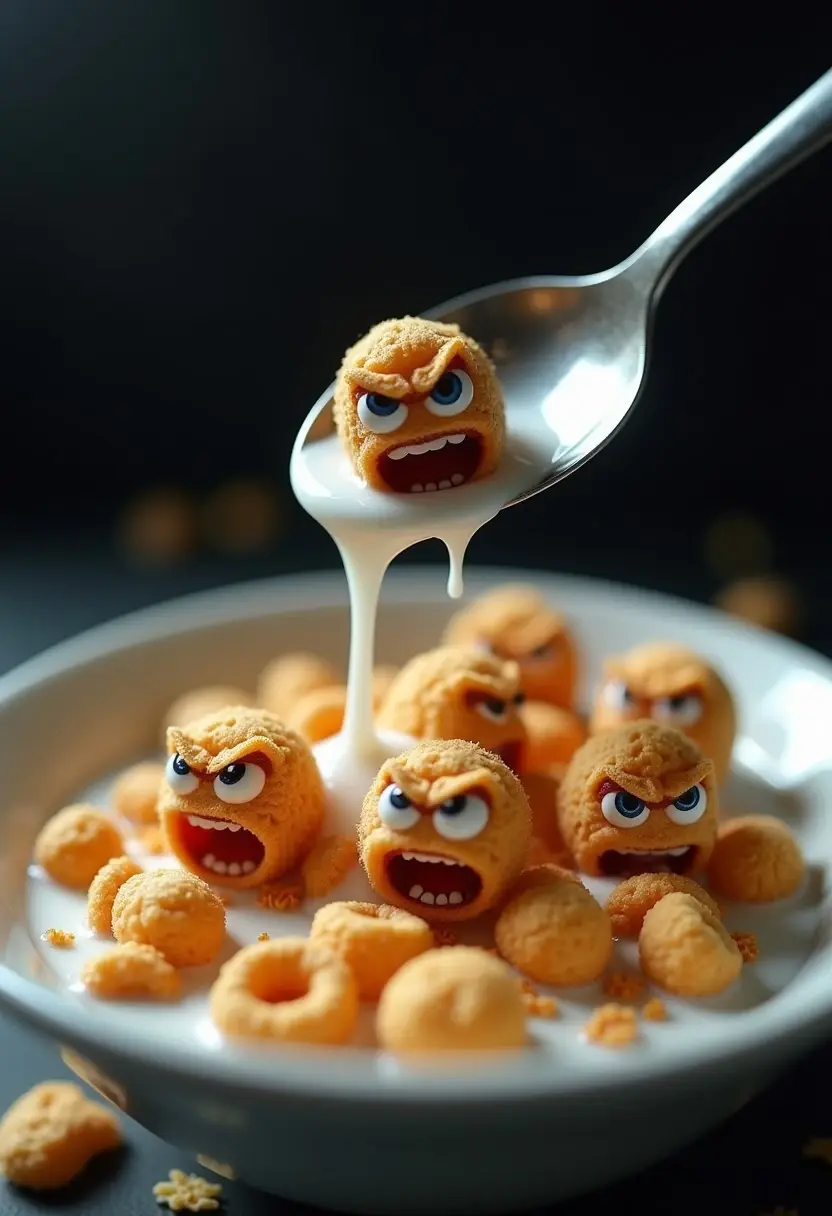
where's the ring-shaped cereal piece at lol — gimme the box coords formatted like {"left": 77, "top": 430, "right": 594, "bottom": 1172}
{"left": 209, "top": 937, "right": 358, "bottom": 1044}
{"left": 310, "top": 901, "right": 433, "bottom": 1000}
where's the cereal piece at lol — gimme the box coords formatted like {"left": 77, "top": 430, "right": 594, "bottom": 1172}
{"left": 433, "top": 928, "right": 458, "bottom": 948}
{"left": 584, "top": 1004, "right": 638, "bottom": 1048}
{"left": 642, "top": 997, "right": 668, "bottom": 1021}
{"left": 196, "top": 1154, "right": 237, "bottom": 1180}
{"left": 162, "top": 686, "right": 253, "bottom": 735}
{"left": 496, "top": 877, "right": 612, "bottom": 985}
{"left": 520, "top": 700, "right": 587, "bottom": 771}
{"left": 111, "top": 761, "right": 164, "bottom": 825}
{"left": 310, "top": 901, "right": 433, "bottom": 1000}
{"left": 509, "top": 863, "right": 584, "bottom": 900}
{"left": 731, "top": 931, "right": 759, "bottom": 963}
{"left": 87, "top": 855, "right": 143, "bottom": 936}
{"left": 522, "top": 992, "right": 559, "bottom": 1018}
{"left": 589, "top": 641, "right": 736, "bottom": 784}
{"left": 118, "top": 487, "right": 196, "bottom": 566}
{"left": 257, "top": 652, "right": 339, "bottom": 721}
{"left": 443, "top": 584, "right": 578, "bottom": 709}
{"left": 139, "top": 824, "right": 166, "bottom": 854}
{"left": 360, "top": 739, "right": 531, "bottom": 921}
{"left": 376, "top": 947, "right": 526, "bottom": 1052}
{"left": 521, "top": 771, "right": 571, "bottom": 862}
{"left": 201, "top": 476, "right": 280, "bottom": 554}
{"left": 334, "top": 316, "right": 505, "bottom": 494}
{"left": 605, "top": 873, "right": 721, "bottom": 938}
{"left": 82, "top": 942, "right": 181, "bottom": 1001}
{"left": 112, "top": 870, "right": 225, "bottom": 966}
{"left": 707, "top": 816, "right": 805, "bottom": 903}
{"left": 557, "top": 720, "right": 717, "bottom": 878}
{"left": 42, "top": 929, "right": 75, "bottom": 949}
{"left": 210, "top": 937, "right": 358, "bottom": 1044}
{"left": 639, "top": 892, "right": 743, "bottom": 997}
{"left": 153, "top": 1167, "right": 222, "bottom": 1212}
{"left": 288, "top": 684, "right": 348, "bottom": 744}
{"left": 34, "top": 805, "right": 124, "bottom": 891}
{"left": 602, "top": 971, "right": 644, "bottom": 1001}
{"left": 715, "top": 575, "right": 800, "bottom": 636}
{"left": 257, "top": 881, "right": 302, "bottom": 912}
{"left": 301, "top": 834, "right": 357, "bottom": 898}
{"left": 160, "top": 707, "right": 325, "bottom": 889}
{"left": 0, "top": 1081, "right": 121, "bottom": 1190}
{"left": 376, "top": 648, "right": 527, "bottom": 773}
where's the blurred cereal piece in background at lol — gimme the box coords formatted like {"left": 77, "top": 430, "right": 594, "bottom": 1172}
{"left": 202, "top": 477, "right": 281, "bottom": 554}
{"left": 714, "top": 576, "right": 800, "bottom": 637}
{"left": 704, "top": 511, "right": 773, "bottom": 580}
{"left": 162, "top": 685, "right": 254, "bottom": 736}
{"left": 117, "top": 487, "right": 197, "bottom": 566}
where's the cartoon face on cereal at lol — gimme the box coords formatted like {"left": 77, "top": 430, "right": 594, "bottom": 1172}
{"left": 333, "top": 316, "right": 505, "bottom": 494}
{"left": 443, "top": 584, "right": 578, "bottom": 708}
{"left": 589, "top": 641, "right": 736, "bottom": 782}
{"left": 359, "top": 739, "right": 531, "bottom": 922}
{"left": 375, "top": 647, "right": 527, "bottom": 772}
{"left": 159, "top": 707, "right": 325, "bottom": 889}
{"left": 557, "top": 720, "right": 717, "bottom": 878}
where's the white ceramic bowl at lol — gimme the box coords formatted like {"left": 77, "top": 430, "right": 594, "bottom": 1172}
{"left": 1, "top": 568, "right": 831, "bottom": 1215}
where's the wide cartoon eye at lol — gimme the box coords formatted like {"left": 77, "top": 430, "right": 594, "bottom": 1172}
{"left": 213, "top": 762, "right": 267, "bottom": 805}
{"left": 474, "top": 697, "right": 509, "bottom": 723}
{"left": 432, "top": 793, "right": 490, "bottom": 840}
{"left": 425, "top": 369, "right": 474, "bottom": 416}
{"left": 165, "top": 753, "right": 199, "bottom": 795}
{"left": 652, "top": 692, "right": 704, "bottom": 727}
{"left": 665, "top": 783, "right": 708, "bottom": 825}
{"left": 600, "top": 788, "right": 650, "bottom": 828}
{"left": 357, "top": 392, "right": 409, "bottom": 434}
{"left": 378, "top": 784, "right": 420, "bottom": 830}
{"left": 602, "top": 680, "right": 636, "bottom": 712}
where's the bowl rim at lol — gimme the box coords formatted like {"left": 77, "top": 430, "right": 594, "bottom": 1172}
{"left": 2, "top": 566, "right": 831, "bottom": 1106}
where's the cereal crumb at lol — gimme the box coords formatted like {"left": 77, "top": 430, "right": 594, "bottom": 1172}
{"left": 584, "top": 1004, "right": 638, "bottom": 1048}
{"left": 153, "top": 1168, "right": 222, "bottom": 1211}
{"left": 257, "top": 882, "right": 302, "bottom": 912}
{"left": 43, "top": 928, "right": 75, "bottom": 949}
{"left": 432, "top": 928, "right": 457, "bottom": 948}
{"left": 602, "top": 971, "right": 644, "bottom": 1001}
{"left": 257, "top": 932, "right": 270, "bottom": 942}
{"left": 196, "top": 1154, "right": 237, "bottom": 1180}
{"left": 731, "top": 931, "right": 759, "bottom": 963}
{"left": 803, "top": 1137, "right": 832, "bottom": 1165}
{"left": 0, "top": 1081, "right": 121, "bottom": 1189}
{"left": 139, "top": 825, "right": 166, "bottom": 855}
{"left": 642, "top": 997, "right": 668, "bottom": 1022}
{"left": 522, "top": 992, "right": 558, "bottom": 1018}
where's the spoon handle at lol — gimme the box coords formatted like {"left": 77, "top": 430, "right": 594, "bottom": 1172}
{"left": 628, "top": 69, "right": 832, "bottom": 296}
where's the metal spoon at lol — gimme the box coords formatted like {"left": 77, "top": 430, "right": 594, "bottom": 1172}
{"left": 298, "top": 70, "right": 831, "bottom": 508}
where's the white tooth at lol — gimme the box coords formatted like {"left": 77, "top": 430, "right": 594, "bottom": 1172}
{"left": 449, "top": 892, "right": 463, "bottom": 905}
{"left": 202, "top": 853, "right": 216, "bottom": 867}
{"left": 435, "top": 894, "right": 448, "bottom": 905}
{"left": 403, "top": 852, "right": 415, "bottom": 861}
{"left": 438, "top": 480, "right": 451, "bottom": 489}
{"left": 227, "top": 863, "right": 241, "bottom": 876}
{"left": 667, "top": 847, "right": 689, "bottom": 856}
{"left": 451, "top": 473, "right": 464, "bottom": 485}
{"left": 420, "top": 892, "right": 435, "bottom": 905}
{"left": 189, "top": 814, "right": 224, "bottom": 830}
{"left": 410, "top": 485, "right": 423, "bottom": 492}
{"left": 388, "top": 447, "right": 409, "bottom": 461}
{"left": 425, "top": 437, "right": 448, "bottom": 452}
{"left": 212, "top": 860, "right": 227, "bottom": 874}
{"left": 409, "top": 885, "right": 424, "bottom": 898}
{"left": 242, "top": 861, "right": 256, "bottom": 873}
{"left": 424, "top": 483, "right": 438, "bottom": 492}
{"left": 442, "top": 858, "right": 458, "bottom": 866}
{"left": 447, "top": 433, "right": 466, "bottom": 444}
{"left": 227, "top": 824, "right": 241, "bottom": 833}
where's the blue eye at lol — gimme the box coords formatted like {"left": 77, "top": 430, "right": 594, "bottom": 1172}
{"left": 615, "top": 792, "right": 645, "bottom": 818}
{"left": 600, "top": 788, "right": 650, "bottom": 827}
{"left": 426, "top": 369, "right": 474, "bottom": 416}
{"left": 666, "top": 783, "right": 708, "bottom": 825}
{"left": 357, "top": 391, "right": 408, "bottom": 434}
{"left": 674, "top": 787, "right": 699, "bottom": 811}
{"left": 365, "top": 393, "right": 399, "bottom": 416}
{"left": 431, "top": 374, "right": 463, "bottom": 406}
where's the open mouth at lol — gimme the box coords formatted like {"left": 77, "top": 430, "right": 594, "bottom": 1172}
{"left": 377, "top": 431, "right": 483, "bottom": 494}
{"left": 175, "top": 812, "right": 265, "bottom": 878}
{"left": 599, "top": 846, "right": 697, "bottom": 878}
{"left": 384, "top": 850, "right": 482, "bottom": 910}
{"left": 495, "top": 740, "right": 522, "bottom": 772}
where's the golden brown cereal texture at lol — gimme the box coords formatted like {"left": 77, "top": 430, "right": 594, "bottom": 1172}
{"left": 556, "top": 721, "right": 717, "bottom": 878}
{"left": 257, "top": 881, "right": 302, "bottom": 912}
{"left": 210, "top": 937, "right": 358, "bottom": 1044}
{"left": 310, "top": 901, "right": 433, "bottom": 1000}
{"left": 520, "top": 700, "right": 587, "bottom": 771}
{"left": 376, "top": 947, "right": 527, "bottom": 1052}
{"left": 443, "top": 584, "right": 578, "bottom": 708}
{"left": 162, "top": 686, "right": 254, "bottom": 735}
{"left": 87, "top": 855, "right": 143, "bottom": 936}
{"left": 523, "top": 993, "right": 558, "bottom": 1018}
{"left": 288, "top": 666, "right": 398, "bottom": 744}
{"left": 731, "top": 931, "right": 759, "bottom": 963}
{"left": 82, "top": 942, "right": 181, "bottom": 1001}
{"left": 111, "top": 761, "right": 165, "bottom": 825}
{"left": 139, "top": 825, "right": 166, "bottom": 855}
{"left": 605, "top": 873, "right": 721, "bottom": 938}
{"left": 495, "top": 878, "right": 612, "bottom": 986}
{"left": 153, "top": 1168, "right": 222, "bottom": 1212}
{"left": 34, "top": 805, "right": 124, "bottom": 891}
{"left": 301, "top": 835, "right": 357, "bottom": 898}
{"left": 583, "top": 1004, "right": 638, "bottom": 1048}
{"left": 0, "top": 1081, "right": 121, "bottom": 1190}
{"left": 257, "top": 652, "right": 339, "bottom": 720}
{"left": 42, "top": 929, "right": 75, "bottom": 949}
{"left": 642, "top": 997, "right": 668, "bottom": 1022}
{"left": 602, "top": 971, "right": 645, "bottom": 1001}
{"left": 707, "top": 815, "right": 805, "bottom": 903}
{"left": 639, "top": 892, "right": 742, "bottom": 997}
{"left": 112, "top": 870, "right": 226, "bottom": 967}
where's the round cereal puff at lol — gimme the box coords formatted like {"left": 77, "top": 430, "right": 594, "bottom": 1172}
{"left": 257, "top": 652, "right": 339, "bottom": 721}
{"left": 0, "top": 1081, "right": 121, "bottom": 1190}
{"left": 639, "top": 891, "right": 742, "bottom": 996}
{"left": 377, "top": 946, "right": 526, "bottom": 1052}
{"left": 605, "top": 873, "right": 721, "bottom": 938}
{"left": 111, "top": 870, "right": 225, "bottom": 967}
{"left": 496, "top": 878, "right": 612, "bottom": 986}
{"left": 509, "top": 863, "right": 584, "bottom": 899}
{"left": 87, "top": 856, "right": 143, "bottom": 936}
{"left": 162, "top": 685, "right": 253, "bottom": 735}
{"left": 34, "top": 805, "right": 124, "bottom": 891}
{"left": 309, "top": 901, "right": 433, "bottom": 1000}
{"left": 707, "top": 815, "right": 805, "bottom": 902}
{"left": 82, "top": 942, "right": 181, "bottom": 1001}
{"left": 110, "top": 761, "right": 165, "bottom": 825}
{"left": 288, "top": 684, "right": 347, "bottom": 744}
{"left": 210, "top": 937, "right": 358, "bottom": 1044}
{"left": 520, "top": 700, "right": 587, "bottom": 771}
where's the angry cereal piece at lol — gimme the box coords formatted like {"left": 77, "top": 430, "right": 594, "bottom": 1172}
{"left": 0, "top": 1081, "right": 121, "bottom": 1190}
{"left": 731, "top": 931, "right": 759, "bottom": 963}
{"left": 584, "top": 1003, "right": 638, "bottom": 1047}
{"left": 334, "top": 315, "right": 504, "bottom": 495}
{"left": 162, "top": 686, "right": 253, "bottom": 736}
{"left": 310, "top": 901, "right": 434, "bottom": 1000}
{"left": 639, "top": 892, "right": 742, "bottom": 997}
{"left": 590, "top": 641, "right": 736, "bottom": 784}
{"left": 642, "top": 997, "right": 668, "bottom": 1021}
{"left": 153, "top": 1168, "right": 222, "bottom": 1212}
{"left": 257, "top": 652, "right": 339, "bottom": 721}
{"left": 87, "top": 855, "right": 143, "bottom": 936}
{"left": 496, "top": 876, "right": 612, "bottom": 986}
{"left": 111, "top": 761, "right": 164, "bottom": 825}
{"left": 160, "top": 706, "right": 325, "bottom": 890}
{"left": 112, "top": 870, "right": 226, "bottom": 967}
{"left": 34, "top": 805, "right": 124, "bottom": 891}
{"left": 605, "top": 872, "right": 721, "bottom": 938}
{"left": 82, "top": 942, "right": 181, "bottom": 1001}
{"left": 376, "top": 947, "right": 526, "bottom": 1052}
{"left": 557, "top": 720, "right": 717, "bottom": 878}
{"left": 376, "top": 647, "right": 527, "bottom": 772}
{"left": 360, "top": 739, "right": 531, "bottom": 922}
{"left": 520, "top": 700, "right": 587, "bottom": 771}
{"left": 602, "top": 971, "right": 645, "bottom": 1000}
{"left": 42, "top": 928, "right": 75, "bottom": 949}
{"left": 443, "top": 584, "right": 578, "bottom": 709}
{"left": 707, "top": 815, "right": 805, "bottom": 903}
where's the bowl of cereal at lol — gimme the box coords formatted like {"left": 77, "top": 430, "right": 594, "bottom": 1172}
{"left": 0, "top": 567, "right": 831, "bottom": 1215}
